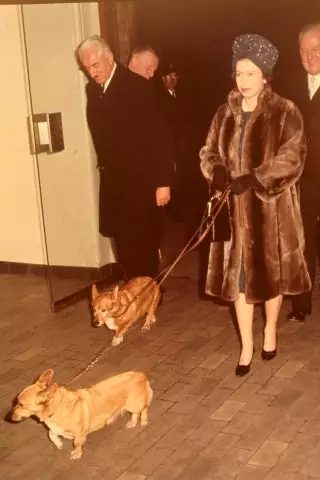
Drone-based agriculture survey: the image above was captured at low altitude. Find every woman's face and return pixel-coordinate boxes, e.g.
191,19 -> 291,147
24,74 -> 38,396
235,58 -> 266,100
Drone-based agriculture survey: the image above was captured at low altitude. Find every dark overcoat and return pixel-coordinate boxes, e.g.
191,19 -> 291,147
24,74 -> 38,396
200,86 -> 311,303
280,69 -> 320,194
86,65 -> 174,237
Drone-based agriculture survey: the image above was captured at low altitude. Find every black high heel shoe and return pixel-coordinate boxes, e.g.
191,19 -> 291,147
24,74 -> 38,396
262,334 -> 277,361
235,362 -> 251,377
235,347 -> 255,377
261,347 -> 277,361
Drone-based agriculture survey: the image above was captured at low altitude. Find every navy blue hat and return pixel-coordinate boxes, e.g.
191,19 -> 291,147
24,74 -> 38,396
232,34 -> 279,76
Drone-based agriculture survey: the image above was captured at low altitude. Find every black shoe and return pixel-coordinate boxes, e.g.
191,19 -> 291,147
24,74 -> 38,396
287,309 -> 311,322
235,362 -> 251,377
261,348 -> 277,361
235,347 -> 254,377
262,332 -> 277,361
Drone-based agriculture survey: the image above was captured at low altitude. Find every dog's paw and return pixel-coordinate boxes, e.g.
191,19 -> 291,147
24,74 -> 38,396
141,418 -> 149,427
49,431 -> 63,450
112,335 -> 123,347
70,449 -> 82,460
55,439 -> 63,450
126,419 -> 138,429
141,324 -> 151,333
141,411 -> 149,427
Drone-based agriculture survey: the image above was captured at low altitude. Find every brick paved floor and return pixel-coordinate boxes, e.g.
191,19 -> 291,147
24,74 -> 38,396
1,269 -> 320,479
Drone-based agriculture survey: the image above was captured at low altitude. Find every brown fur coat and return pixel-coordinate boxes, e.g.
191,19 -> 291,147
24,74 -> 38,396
200,85 -> 311,303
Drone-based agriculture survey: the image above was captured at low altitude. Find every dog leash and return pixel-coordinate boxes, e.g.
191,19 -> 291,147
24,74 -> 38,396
64,187 -> 231,388
99,185 -> 231,319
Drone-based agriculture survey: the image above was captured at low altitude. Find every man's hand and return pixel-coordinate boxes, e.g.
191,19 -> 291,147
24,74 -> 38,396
156,186 -> 171,206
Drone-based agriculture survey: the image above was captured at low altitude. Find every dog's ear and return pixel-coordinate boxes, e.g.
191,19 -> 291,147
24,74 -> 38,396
112,285 -> 119,301
36,383 -> 59,404
92,284 -> 99,300
36,369 -> 54,388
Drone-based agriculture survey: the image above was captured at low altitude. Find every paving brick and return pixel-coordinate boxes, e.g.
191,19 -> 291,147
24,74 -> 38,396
298,455 -> 320,478
267,433 -> 320,477
241,393 -> 274,414
159,382 -> 191,402
223,412 -> 260,435
174,455 -> 218,480
269,416 -> 306,443
188,419 -> 227,445
199,353 -> 230,370
201,433 -> 240,458
236,465 -> 270,479
206,447 -> 254,478
129,447 -> 173,476
258,377 -> 291,396
230,382 -> 260,401
147,465 -> 183,480
154,423 -> 196,450
189,377 -> 219,396
117,473 -> 147,480
248,440 -> 289,467
274,361 -> 304,379
210,400 -> 246,421
164,438 -> 204,468
179,366 -> 211,386
247,365 -> 276,385
202,387 -> 233,409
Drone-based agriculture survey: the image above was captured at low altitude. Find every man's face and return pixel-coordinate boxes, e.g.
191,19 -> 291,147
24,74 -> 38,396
128,51 -> 159,79
162,72 -> 179,92
300,29 -> 320,76
79,47 -> 114,85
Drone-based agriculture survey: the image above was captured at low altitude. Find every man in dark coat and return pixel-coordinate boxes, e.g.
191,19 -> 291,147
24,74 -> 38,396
286,24 -> 320,321
157,62 -> 207,226
76,35 -> 174,280
128,45 -> 160,80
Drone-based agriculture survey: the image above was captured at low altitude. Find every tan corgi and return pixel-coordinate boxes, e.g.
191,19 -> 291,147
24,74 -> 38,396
11,369 -> 153,460
92,276 -> 161,346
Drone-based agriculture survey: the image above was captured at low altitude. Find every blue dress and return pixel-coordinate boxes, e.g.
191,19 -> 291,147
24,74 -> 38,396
238,110 -> 251,293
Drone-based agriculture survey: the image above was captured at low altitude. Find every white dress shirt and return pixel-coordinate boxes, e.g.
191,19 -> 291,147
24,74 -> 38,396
102,63 -> 117,93
308,73 -> 320,99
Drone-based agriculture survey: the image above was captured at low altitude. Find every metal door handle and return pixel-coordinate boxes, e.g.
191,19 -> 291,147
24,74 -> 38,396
27,112 -> 64,154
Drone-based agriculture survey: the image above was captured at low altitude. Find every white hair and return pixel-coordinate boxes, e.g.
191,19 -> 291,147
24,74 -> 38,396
299,23 -> 320,43
76,35 -> 112,63
128,46 -> 159,64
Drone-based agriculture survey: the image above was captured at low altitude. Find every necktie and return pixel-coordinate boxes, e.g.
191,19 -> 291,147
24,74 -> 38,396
309,76 -> 317,99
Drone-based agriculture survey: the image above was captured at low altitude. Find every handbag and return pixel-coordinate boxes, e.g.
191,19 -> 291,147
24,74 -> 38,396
199,189 -> 231,242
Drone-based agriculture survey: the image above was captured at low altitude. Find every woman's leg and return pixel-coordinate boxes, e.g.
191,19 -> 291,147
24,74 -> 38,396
234,293 -> 255,365
264,295 -> 283,351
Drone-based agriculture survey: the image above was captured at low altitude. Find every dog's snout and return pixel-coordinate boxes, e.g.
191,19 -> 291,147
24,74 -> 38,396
10,411 -> 24,422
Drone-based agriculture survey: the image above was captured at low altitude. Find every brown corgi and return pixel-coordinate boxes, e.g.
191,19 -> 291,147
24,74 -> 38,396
92,276 -> 160,346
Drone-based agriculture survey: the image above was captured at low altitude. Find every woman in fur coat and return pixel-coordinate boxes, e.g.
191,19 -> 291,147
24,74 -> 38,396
200,34 -> 311,377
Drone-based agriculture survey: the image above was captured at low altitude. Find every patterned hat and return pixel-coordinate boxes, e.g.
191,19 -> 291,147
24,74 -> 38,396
232,33 -> 279,76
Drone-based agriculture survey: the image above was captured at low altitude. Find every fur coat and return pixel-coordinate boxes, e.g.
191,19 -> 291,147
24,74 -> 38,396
200,85 -> 311,303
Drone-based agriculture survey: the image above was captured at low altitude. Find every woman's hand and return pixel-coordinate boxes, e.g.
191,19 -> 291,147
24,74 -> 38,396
231,174 -> 260,195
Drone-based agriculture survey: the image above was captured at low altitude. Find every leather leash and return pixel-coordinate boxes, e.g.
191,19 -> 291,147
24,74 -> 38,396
65,187 -> 231,387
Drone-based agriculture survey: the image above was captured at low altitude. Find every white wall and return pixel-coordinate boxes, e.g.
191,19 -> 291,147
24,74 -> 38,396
0,6 -> 45,264
0,3 -> 115,268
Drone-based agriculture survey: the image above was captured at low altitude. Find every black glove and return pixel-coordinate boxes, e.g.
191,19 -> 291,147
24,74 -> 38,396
213,165 -> 228,192
231,173 -> 260,195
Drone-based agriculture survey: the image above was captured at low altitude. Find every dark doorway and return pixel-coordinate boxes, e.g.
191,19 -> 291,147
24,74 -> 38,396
135,0 -> 319,129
